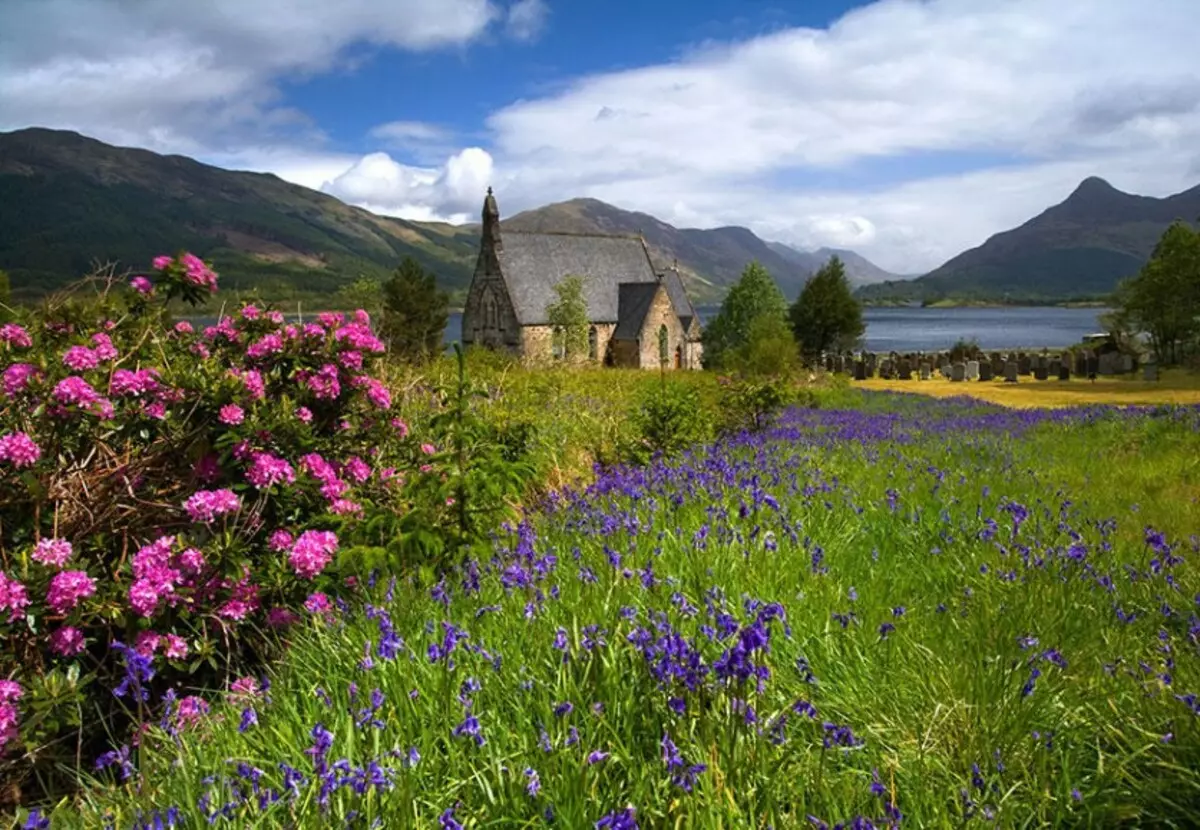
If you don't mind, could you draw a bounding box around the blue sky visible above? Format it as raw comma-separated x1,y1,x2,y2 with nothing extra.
1,0,1198,274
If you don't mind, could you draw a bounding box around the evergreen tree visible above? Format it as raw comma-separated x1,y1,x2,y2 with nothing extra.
1113,220,1200,364
545,274,590,361
381,257,449,362
701,261,788,370
788,255,865,361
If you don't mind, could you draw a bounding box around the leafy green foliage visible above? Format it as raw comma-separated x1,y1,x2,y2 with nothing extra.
545,275,590,362
789,255,865,360
727,313,801,378
381,257,449,363
621,382,713,464
701,261,789,370
1113,220,1200,364
334,277,384,318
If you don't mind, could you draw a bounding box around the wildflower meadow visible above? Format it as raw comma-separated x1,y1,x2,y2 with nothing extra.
4,258,1200,828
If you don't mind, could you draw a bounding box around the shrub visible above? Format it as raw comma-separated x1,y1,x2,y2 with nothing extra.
620,380,713,464
0,255,424,800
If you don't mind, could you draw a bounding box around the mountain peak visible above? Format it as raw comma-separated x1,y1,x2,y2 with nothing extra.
1068,176,1122,200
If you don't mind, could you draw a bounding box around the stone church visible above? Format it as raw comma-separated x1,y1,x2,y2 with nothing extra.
461,189,703,369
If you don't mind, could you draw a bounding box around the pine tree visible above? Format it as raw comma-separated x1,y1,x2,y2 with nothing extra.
788,255,865,361
381,257,449,362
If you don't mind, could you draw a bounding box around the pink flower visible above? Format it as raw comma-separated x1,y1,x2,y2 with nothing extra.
246,333,284,360
143,401,167,420
32,538,73,568
334,321,385,353
2,363,40,397
178,547,205,573
268,529,294,552
344,456,371,484
110,368,160,397
134,630,162,657
392,418,409,438
152,254,174,270
240,305,260,320
305,364,341,399
165,634,188,659
90,333,119,361
237,369,266,401
330,499,363,516
180,253,218,292
318,312,344,328
49,626,85,656
228,676,261,701
0,701,18,751
267,607,300,628
176,695,210,728
130,275,154,295
0,432,41,468
246,452,295,489
420,443,437,456
304,592,332,614
0,680,22,703
365,379,392,410
128,579,161,618
46,570,96,614
62,345,99,371
0,574,30,622
217,599,252,621
184,488,241,523
173,320,194,335
53,376,100,406
218,404,245,426
295,406,313,423
289,530,338,579
194,454,220,483
339,350,364,371
0,324,32,348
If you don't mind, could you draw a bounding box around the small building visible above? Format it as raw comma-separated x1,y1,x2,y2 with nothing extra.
461,189,703,368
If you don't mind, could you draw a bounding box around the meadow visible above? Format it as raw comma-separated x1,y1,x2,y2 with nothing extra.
39,389,1200,828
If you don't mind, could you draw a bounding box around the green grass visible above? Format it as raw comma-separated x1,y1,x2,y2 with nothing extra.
36,391,1200,828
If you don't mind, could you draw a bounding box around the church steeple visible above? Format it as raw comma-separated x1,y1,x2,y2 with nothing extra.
482,186,502,253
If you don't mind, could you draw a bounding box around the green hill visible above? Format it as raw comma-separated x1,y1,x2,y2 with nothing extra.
857,176,1200,304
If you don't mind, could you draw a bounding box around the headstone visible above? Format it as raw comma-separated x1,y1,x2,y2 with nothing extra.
1018,354,1032,375
919,363,931,380
1058,364,1070,381
1005,361,1018,383
950,362,966,382
1074,352,1087,376
865,354,877,377
898,358,912,380
1086,354,1099,379
1048,358,1061,377
965,360,980,381
1034,364,1049,381
1098,352,1118,375
1144,358,1158,381
854,361,866,381
978,361,994,381
991,355,1005,376
879,359,893,380
1121,354,1134,374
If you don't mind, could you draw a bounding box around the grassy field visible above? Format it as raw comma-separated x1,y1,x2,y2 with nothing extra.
859,369,1200,408
42,390,1200,828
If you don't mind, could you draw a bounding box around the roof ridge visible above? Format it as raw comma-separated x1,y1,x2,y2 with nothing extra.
504,229,644,240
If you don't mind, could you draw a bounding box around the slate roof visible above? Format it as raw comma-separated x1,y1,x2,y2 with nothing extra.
659,267,698,333
613,282,662,341
498,231,659,325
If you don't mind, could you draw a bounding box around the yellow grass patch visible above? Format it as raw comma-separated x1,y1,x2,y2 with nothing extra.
857,370,1200,408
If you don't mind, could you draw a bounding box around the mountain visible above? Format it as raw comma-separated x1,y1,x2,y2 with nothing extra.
0,127,480,303
857,176,1200,304
0,127,896,306
765,241,902,287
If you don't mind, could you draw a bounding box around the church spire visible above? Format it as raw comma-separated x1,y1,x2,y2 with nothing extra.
482,186,502,253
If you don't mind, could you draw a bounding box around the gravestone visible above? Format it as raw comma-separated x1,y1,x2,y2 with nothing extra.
919,363,931,380
865,354,877,377
1121,354,1134,374
1018,354,1032,375
1098,352,1118,375
1074,352,1087,376
879,359,893,380
950,362,966,382
1048,358,1061,377
898,358,913,380
966,360,980,381
1086,354,1098,379
854,361,866,381
991,354,1005,376
1034,364,1049,381
1144,358,1158,381
978,361,994,381
1058,363,1070,381
1005,361,1019,383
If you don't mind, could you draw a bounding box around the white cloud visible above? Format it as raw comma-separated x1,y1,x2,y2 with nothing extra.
320,147,495,221
506,0,549,42
0,0,504,154
469,0,1200,272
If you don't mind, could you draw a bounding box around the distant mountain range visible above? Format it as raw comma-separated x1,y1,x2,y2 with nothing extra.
858,176,1200,304
0,128,896,305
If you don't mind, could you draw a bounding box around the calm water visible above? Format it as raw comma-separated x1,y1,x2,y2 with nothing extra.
443,306,1110,352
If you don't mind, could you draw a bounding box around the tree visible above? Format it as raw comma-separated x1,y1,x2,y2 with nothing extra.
381,257,449,362
545,274,590,362
728,312,801,377
1113,220,1200,364
335,276,383,317
788,255,865,362
701,261,789,370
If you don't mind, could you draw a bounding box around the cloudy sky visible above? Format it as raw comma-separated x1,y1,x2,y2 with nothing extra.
2,0,1198,274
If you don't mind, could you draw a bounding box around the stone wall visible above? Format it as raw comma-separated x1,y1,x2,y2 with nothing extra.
519,323,618,365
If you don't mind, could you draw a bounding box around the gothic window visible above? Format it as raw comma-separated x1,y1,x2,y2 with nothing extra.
588,326,598,361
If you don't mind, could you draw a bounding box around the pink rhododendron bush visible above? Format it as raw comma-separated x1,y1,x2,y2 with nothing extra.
0,254,426,796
